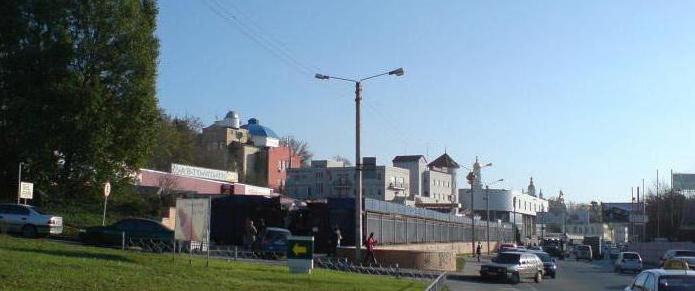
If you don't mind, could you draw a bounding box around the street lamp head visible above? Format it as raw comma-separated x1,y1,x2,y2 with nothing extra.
484,163,493,167
315,73,330,80
388,68,405,76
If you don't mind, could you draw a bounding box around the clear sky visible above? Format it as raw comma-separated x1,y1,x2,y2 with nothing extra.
156,1,695,203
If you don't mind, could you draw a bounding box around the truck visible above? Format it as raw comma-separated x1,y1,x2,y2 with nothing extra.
583,236,603,260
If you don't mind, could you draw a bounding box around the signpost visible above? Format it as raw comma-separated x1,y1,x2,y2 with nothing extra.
287,236,314,273
102,182,111,226
19,182,33,203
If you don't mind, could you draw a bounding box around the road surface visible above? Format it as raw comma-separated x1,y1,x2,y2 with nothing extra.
446,256,637,291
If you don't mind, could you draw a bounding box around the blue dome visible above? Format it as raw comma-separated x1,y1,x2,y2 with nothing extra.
241,118,279,138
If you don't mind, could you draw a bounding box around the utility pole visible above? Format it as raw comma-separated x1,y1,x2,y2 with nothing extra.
486,185,490,255
314,68,404,264
17,162,22,204
513,196,517,244
657,169,660,238
354,81,363,263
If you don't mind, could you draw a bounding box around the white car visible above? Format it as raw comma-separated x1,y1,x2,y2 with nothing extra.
661,250,695,269
625,268,695,291
615,252,643,273
0,203,63,237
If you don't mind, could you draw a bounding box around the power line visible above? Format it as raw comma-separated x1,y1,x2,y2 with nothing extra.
201,0,317,76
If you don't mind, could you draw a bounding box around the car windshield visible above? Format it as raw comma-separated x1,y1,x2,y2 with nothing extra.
265,230,289,241
28,206,46,215
674,251,695,257
536,253,552,262
578,246,590,251
623,253,640,259
659,276,695,291
494,253,520,264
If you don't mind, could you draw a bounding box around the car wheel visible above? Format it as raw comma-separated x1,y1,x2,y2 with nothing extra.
22,225,37,238
614,266,621,273
510,272,520,284
551,272,556,279
534,271,542,283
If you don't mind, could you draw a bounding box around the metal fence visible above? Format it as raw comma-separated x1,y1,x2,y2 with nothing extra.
424,272,447,291
365,211,514,245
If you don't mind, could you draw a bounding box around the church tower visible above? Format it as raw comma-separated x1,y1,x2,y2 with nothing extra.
527,177,536,197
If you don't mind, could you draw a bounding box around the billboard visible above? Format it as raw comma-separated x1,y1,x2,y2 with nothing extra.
171,163,238,183
673,173,695,191
175,198,211,242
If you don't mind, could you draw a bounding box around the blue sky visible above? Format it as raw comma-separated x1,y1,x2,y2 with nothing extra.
156,1,695,203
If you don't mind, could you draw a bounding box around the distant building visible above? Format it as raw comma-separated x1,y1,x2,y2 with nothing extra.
285,157,411,203
460,177,548,240
392,153,460,212
200,111,300,192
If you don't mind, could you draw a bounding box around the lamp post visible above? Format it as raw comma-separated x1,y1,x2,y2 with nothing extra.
513,196,517,244
315,68,404,264
484,179,503,254
541,205,545,241
467,158,492,255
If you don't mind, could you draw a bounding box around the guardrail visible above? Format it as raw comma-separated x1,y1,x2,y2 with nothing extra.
424,272,447,291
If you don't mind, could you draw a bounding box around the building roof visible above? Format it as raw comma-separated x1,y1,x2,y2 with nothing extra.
240,118,279,139
392,155,427,163
428,153,460,169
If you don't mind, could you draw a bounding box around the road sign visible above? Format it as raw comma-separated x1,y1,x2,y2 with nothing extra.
19,182,33,199
104,182,111,197
287,236,314,273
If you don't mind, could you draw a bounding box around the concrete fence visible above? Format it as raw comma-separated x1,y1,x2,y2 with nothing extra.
627,241,695,265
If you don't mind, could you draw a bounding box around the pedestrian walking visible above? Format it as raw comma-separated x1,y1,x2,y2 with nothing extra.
331,226,342,256
364,232,378,265
476,242,482,262
243,218,257,250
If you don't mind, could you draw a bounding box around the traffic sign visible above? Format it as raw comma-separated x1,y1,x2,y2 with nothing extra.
287,236,314,260
287,236,314,273
104,182,111,197
19,182,33,199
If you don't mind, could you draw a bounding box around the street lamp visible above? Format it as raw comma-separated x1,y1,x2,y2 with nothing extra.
315,67,404,264
484,178,503,254
467,158,492,255
513,196,517,244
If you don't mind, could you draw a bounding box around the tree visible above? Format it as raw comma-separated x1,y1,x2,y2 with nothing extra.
146,112,205,172
281,137,313,167
0,1,159,202
332,155,352,166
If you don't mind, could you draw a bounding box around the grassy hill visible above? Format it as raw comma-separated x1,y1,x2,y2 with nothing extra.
0,235,425,291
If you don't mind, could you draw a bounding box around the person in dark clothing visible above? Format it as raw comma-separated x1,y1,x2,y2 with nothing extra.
476,242,482,262
364,232,378,265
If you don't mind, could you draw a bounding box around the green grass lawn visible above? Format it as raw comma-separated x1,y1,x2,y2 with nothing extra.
0,235,425,291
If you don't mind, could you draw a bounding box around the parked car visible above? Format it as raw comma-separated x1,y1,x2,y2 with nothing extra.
79,218,173,247
528,245,544,252
0,203,63,238
661,250,695,269
480,252,545,284
615,252,643,273
609,247,621,260
532,251,558,279
575,245,593,261
624,263,695,291
258,227,291,258
498,243,517,253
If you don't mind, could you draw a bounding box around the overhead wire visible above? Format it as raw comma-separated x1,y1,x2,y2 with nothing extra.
200,0,440,157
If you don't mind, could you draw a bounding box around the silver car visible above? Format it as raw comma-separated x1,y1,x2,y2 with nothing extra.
480,252,545,284
0,203,63,237
615,252,643,273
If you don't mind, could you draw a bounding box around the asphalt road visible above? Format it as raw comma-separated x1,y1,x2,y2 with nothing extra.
446,257,638,291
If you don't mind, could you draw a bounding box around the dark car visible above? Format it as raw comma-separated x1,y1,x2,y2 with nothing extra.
545,245,563,258
258,227,291,258
79,218,173,248
532,251,558,278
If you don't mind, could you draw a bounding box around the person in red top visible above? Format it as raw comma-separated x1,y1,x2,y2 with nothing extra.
364,232,378,265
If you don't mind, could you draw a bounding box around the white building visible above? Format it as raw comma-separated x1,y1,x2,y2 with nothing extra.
460,177,548,240
392,153,460,212
285,157,411,203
